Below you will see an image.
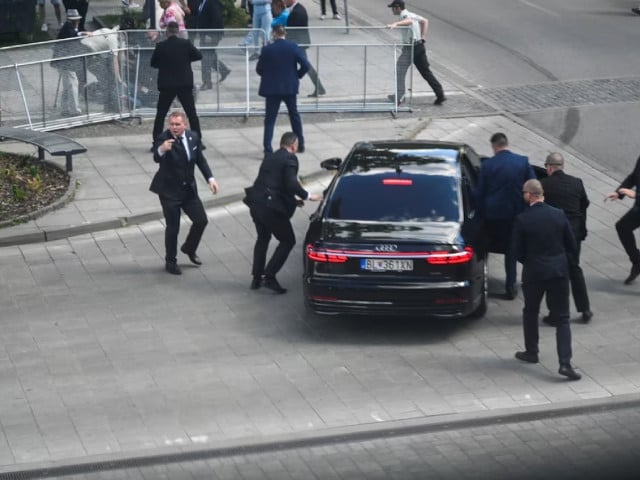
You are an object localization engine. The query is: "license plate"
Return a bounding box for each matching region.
[361,258,413,272]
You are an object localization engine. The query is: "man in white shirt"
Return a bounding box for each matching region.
[387,0,445,106]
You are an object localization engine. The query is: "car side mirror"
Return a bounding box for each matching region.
[320,157,341,171]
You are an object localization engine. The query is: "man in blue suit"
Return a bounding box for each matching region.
[512,179,581,380]
[256,25,311,155]
[475,132,536,299]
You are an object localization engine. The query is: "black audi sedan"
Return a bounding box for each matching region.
[303,140,487,318]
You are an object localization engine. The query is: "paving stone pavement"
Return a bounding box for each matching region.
[1,0,640,476]
[20,403,639,479]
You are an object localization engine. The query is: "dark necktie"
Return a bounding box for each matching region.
[176,136,189,161]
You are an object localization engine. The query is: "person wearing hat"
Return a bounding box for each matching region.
[53,9,88,116]
[386,0,445,106]
[540,152,593,324]
[62,1,89,31]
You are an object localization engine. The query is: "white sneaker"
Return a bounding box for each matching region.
[333,14,342,20]
[41,23,48,32]
[319,14,325,20]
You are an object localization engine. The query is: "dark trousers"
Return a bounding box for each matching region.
[485,219,517,290]
[301,47,325,95]
[320,0,338,15]
[200,34,230,85]
[152,88,201,143]
[63,0,89,31]
[615,206,640,264]
[159,190,208,263]
[522,276,573,365]
[568,242,590,312]
[263,95,303,154]
[250,204,296,278]
[396,43,444,100]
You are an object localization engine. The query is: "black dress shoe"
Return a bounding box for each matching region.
[264,276,287,294]
[165,262,182,275]
[219,69,230,83]
[542,315,558,327]
[433,96,447,106]
[297,145,305,153]
[624,263,640,285]
[505,284,518,300]
[559,364,581,380]
[180,245,202,265]
[581,310,593,323]
[633,7,640,15]
[250,276,262,290]
[515,351,539,363]
[307,90,326,97]
[200,82,213,91]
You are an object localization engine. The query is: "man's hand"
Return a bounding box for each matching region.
[160,138,175,153]
[209,178,219,194]
[308,193,323,202]
[605,190,620,201]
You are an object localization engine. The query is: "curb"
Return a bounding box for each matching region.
[2,392,639,478]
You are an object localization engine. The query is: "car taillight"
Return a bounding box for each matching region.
[382,178,413,186]
[307,244,348,263]
[425,247,473,264]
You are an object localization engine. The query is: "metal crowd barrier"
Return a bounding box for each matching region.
[0,26,416,132]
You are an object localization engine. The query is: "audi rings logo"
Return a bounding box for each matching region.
[375,244,398,252]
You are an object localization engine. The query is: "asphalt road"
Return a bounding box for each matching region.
[347,0,640,180]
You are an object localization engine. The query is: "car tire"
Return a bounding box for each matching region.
[470,258,488,318]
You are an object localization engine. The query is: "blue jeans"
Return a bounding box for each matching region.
[247,3,272,51]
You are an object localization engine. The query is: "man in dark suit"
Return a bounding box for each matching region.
[606,154,640,284]
[475,132,536,299]
[512,179,581,381]
[196,0,231,89]
[244,132,321,293]
[151,22,203,149]
[149,110,220,275]
[540,153,592,324]
[256,25,310,155]
[284,0,326,97]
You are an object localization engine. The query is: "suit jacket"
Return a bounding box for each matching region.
[196,0,224,32]
[244,148,309,217]
[475,149,536,221]
[149,129,213,201]
[541,170,589,241]
[52,22,83,71]
[286,2,311,47]
[150,35,202,91]
[617,154,640,208]
[256,38,310,97]
[512,202,577,284]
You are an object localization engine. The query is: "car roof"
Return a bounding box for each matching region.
[344,140,469,176]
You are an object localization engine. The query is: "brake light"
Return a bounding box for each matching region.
[426,247,474,264]
[307,244,348,263]
[382,178,413,186]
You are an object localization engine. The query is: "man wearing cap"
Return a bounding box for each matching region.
[540,153,592,324]
[386,0,445,106]
[512,179,581,381]
[52,9,87,116]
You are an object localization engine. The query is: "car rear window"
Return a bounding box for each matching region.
[326,173,460,222]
